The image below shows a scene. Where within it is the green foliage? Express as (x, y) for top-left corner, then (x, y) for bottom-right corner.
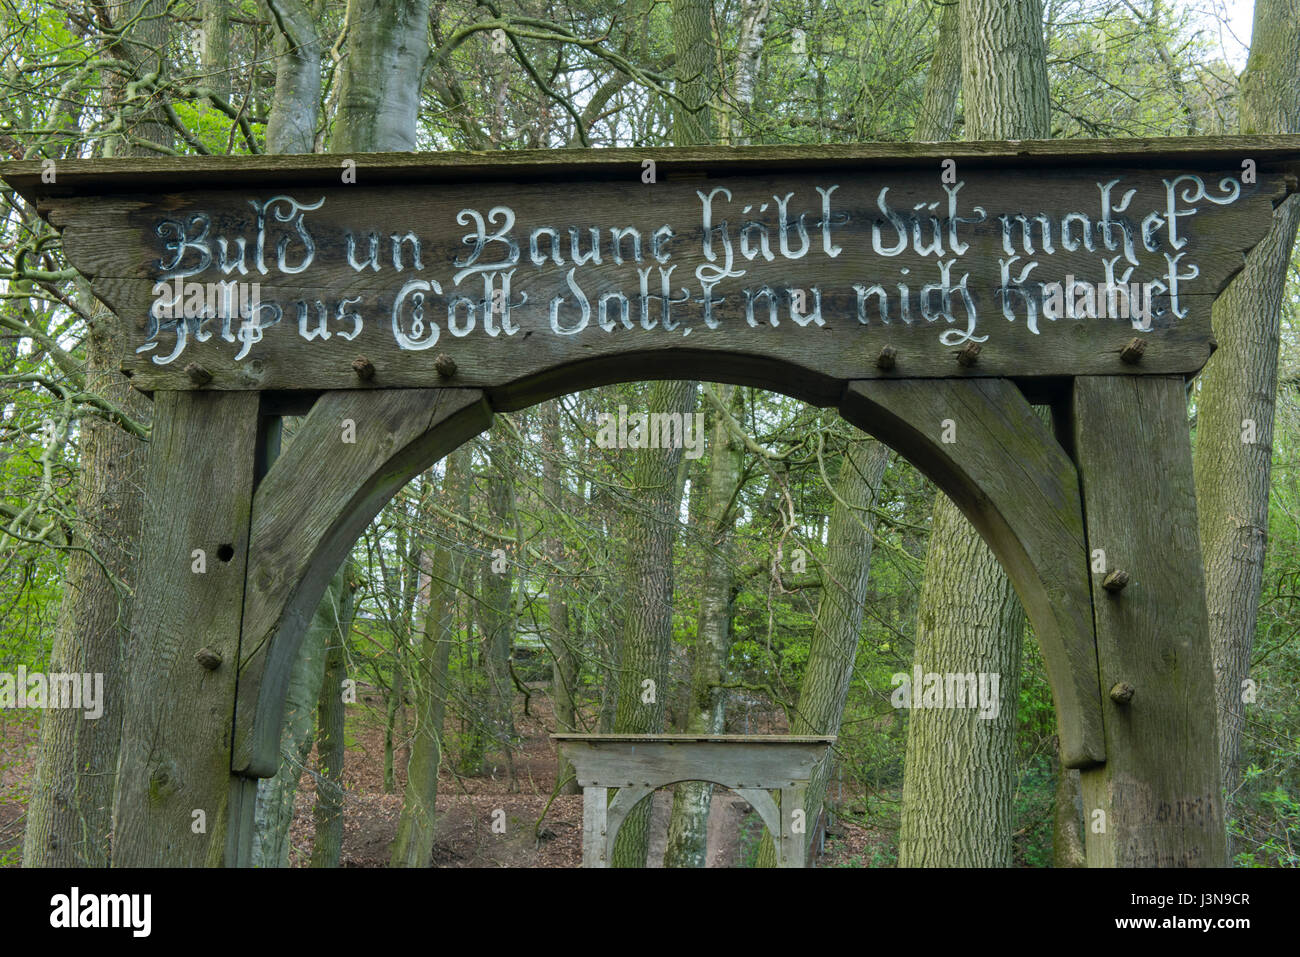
(1012, 754), (1056, 868)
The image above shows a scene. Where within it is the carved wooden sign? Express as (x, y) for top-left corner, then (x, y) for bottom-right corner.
(5, 139), (1297, 404)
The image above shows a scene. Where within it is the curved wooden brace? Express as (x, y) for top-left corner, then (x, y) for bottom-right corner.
(839, 379), (1105, 768)
(604, 786), (653, 853)
(732, 788), (786, 865)
(231, 388), (493, 776)
(599, 783), (787, 866)
(232, 376), (1103, 780)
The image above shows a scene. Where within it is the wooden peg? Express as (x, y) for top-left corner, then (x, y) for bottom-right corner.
(1120, 338), (1146, 364)
(185, 363), (212, 386)
(1109, 682), (1135, 705)
(1102, 569), (1130, 593)
(957, 342), (981, 367)
(352, 356), (376, 381)
(434, 353), (458, 378)
(876, 346), (897, 370)
(194, 647), (223, 670)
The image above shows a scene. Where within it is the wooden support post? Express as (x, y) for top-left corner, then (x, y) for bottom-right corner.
(1072, 377), (1226, 867)
(779, 785), (807, 869)
(112, 392), (260, 866)
(582, 787), (610, 868)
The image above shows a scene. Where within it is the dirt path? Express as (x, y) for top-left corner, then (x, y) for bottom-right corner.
(0, 692), (884, 867)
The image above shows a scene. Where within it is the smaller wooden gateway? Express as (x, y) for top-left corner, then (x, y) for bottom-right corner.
(552, 733), (837, 867)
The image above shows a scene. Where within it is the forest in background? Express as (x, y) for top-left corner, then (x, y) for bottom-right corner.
(1, 0), (1298, 868)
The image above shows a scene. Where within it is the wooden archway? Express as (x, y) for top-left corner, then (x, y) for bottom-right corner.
(4, 136), (1297, 867)
(553, 734), (836, 868)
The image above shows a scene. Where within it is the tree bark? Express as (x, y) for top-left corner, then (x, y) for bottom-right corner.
(754, 435), (891, 868)
(1193, 0), (1300, 803)
(663, 384), (746, 867)
(898, 0), (1048, 868)
(332, 0), (432, 153)
(610, 379), (699, 867)
(250, 567), (345, 867)
(898, 496), (1027, 865)
(958, 0), (1050, 140)
(728, 0), (770, 143)
(671, 0), (715, 146)
(310, 568), (357, 867)
(480, 422), (519, 788)
(543, 400), (581, 794)
(201, 0), (232, 98)
(914, 0), (961, 141)
(263, 0), (322, 155)
(391, 448), (469, 867)
(23, 0), (166, 868)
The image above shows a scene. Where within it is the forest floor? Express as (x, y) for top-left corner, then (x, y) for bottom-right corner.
(0, 688), (886, 867)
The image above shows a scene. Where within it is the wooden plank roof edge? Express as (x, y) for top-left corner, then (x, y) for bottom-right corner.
(4, 135), (1300, 197)
(549, 734), (837, 743)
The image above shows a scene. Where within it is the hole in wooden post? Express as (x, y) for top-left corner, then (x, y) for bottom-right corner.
(216, 543), (235, 563)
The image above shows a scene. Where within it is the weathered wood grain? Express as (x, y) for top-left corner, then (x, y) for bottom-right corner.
(778, 786), (807, 869)
(556, 735), (828, 867)
(554, 736), (834, 790)
(582, 787), (610, 868)
(111, 391), (260, 867)
(4, 135), (1300, 191)
(840, 378), (1104, 768)
(1072, 377), (1226, 867)
(2, 141), (1292, 398)
(231, 388), (492, 777)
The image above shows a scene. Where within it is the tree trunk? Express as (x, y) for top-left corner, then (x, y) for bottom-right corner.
(23, 0), (166, 868)
(310, 567), (357, 867)
(671, 0), (714, 146)
(383, 648), (404, 794)
(263, 0), (322, 154)
(664, 384), (746, 867)
(201, 0), (232, 98)
(250, 567), (346, 867)
(898, 0), (1049, 868)
(543, 400), (581, 794)
(480, 422), (519, 788)
(754, 436), (891, 868)
(1052, 739), (1087, 868)
(914, 0), (961, 141)
(1193, 0), (1300, 803)
(898, 497), (1027, 866)
(610, 379), (699, 867)
(728, 0), (770, 143)
(957, 0), (1050, 140)
(332, 0), (432, 153)
(391, 448), (469, 867)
